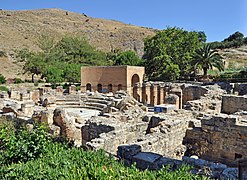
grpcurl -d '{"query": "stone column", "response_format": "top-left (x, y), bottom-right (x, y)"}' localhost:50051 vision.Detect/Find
top-left (151, 85), bottom-right (158, 106)
top-left (159, 86), bottom-right (164, 104)
top-left (141, 85), bottom-right (147, 105)
top-left (145, 83), bottom-right (151, 105)
top-left (170, 87), bottom-right (183, 109)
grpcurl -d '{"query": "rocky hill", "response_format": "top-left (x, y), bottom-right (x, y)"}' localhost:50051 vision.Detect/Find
top-left (0, 8), bottom-right (156, 79)
top-left (0, 8), bottom-right (155, 54)
top-left (0, 8), bottom-right (246, 79)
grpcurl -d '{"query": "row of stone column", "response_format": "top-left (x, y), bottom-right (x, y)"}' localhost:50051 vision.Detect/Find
top-left (133, 83), bottom-right (183, 108)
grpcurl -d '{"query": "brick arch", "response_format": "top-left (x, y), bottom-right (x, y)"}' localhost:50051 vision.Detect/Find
top-left (131, 74), bottom-right (140, 87)
top-left (86, 83), bottom-right (92, 91)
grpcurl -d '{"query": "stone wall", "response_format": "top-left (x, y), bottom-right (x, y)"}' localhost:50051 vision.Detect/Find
top-left (221, 95), bottom-right (247, 114)
top-left (182, 86), bottom-right (208, 105)
top-left (86, 110), bottom-right (195, 159)
top-left (183, 114), bottom-right (247, 166)
top-left (80, 66), bottom-right (145, 94)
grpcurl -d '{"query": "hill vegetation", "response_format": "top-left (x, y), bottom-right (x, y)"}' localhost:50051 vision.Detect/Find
top-left (0, 8), bottom-right (155, 79)
top-left (0, 8), bottom-right (246, 82)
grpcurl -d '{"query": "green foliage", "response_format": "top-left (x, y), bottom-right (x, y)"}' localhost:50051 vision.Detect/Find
top-left (55, 36), bottom-right (108, 65)
top-left (216, 67), bottom-right (247, 82)
top-left (192, 44), bottom-right (224, 78)
top-left (0, 50), bottom-right (7, 57)
top-left (114, 50), bottom-right (143, 66)
top-left (43, 66), bottom-right (64, 86)
top-left (17, 36), bottom-right (110, 83)
top-left (0, 121), bottom-right (50, 165)
top-left (210, 31), bottom-right (246, 49)
top-left (14, 78), bottom-right (24, 84)
top-left (0, 86), bottom-right (9, 92)
top-left (63, 63), bottom-right (81, 83)
top-left (143, 27), bottom-right (203, 81)
top-left (34, 82), bottom-right (39, 87)
top-left (0, 74), bottom-right (6, 84)
top-left (0, 121), bottom-right (206, 179)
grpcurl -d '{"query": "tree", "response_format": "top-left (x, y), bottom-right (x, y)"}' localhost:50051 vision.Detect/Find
top-left (192, 44), bottom-right (224, 78)
top-left (43, 66), bottom-right (64, 87)
top-left (22, 52), bottom-right (47, 83)
top-left (17, 36), bottom-right (110, 83)
top-left (55, 36), bottom-right (107, 65)
top-left (63, 63), bottom-right (81, 83)
top-left (114, 50), bottom-right (143, 66)
top-left (143, 27), bottom-right (203, 80)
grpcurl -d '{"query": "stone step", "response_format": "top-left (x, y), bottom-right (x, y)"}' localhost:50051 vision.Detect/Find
top-left (84, 98), bottom-right (111, 105)
top-left (81, 105), bottom-right (103, 111)
top-left (85, 102), bottom-right (107, 109)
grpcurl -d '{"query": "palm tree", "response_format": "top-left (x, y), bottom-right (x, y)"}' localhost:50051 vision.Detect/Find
top-left (192, 44), bottom-right (224, 79)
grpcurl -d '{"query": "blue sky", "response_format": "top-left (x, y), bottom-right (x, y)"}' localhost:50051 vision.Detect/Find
top-left (1, 0), bottom-right (247, 42)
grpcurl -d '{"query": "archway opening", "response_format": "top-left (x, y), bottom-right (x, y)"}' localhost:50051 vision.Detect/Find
top-left (97, 84), bottom-right (102, 93)
top-left (108, 84), bottom-right (113, 92)
top-left (118, 84), bottom-right (122, 91)
top-left (86, 83), bottom-right (91, 91)
top-left (131, 74), bottom-right (140, 87)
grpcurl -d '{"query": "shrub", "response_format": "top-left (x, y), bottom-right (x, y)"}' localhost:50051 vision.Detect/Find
top-left (14, 78), bottom-right (24, 84)
top-left (0, 86), bottom-right (8, 92)
top-left (34, 82), bottom-right (39, 87)
top-left (0, 51), bottom-right (6, 57)
top-left (0, 122), bottom-right (51, 165)
top-left (0, 74), bottom-right (6, 84)
top-left (0, 122), bottom-right (206, 179)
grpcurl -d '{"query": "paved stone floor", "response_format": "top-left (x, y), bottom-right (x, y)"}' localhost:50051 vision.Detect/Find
top-left (65, 108), bottom-right (100, 120)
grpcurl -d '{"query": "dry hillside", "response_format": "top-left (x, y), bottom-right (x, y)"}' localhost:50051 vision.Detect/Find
top-left (0, 8), bottom-right (156, 79)
top-left (0, 8), bottom-right (246, 79)
top-left (218, 45), bottom-right (247, 69)
top-left (0, 8), bottom-right (155, 54)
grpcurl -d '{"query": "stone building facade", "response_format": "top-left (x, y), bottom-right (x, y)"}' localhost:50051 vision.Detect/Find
top-left (80, 66), bottom-right (216, 109)
top-left (80, 66), bottom-right (145, 94)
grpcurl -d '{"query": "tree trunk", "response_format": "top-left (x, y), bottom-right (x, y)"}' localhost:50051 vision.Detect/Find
top-left (32, 74), bottom-right (35, 83)
top-left (203, 68), bottom-right (208, 79)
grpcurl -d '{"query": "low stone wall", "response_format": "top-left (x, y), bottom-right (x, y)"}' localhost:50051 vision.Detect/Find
top-left (182, 86), bottom-right (208, 104)
top-left (221, 95), bottom-right (247, 114)
top-left (84, 116), bottom-right (147, 154)
top-left (183, 114), bottom-right (247, 166)
top-left (136, 113), bottom-right (193, 159)
top-left (117, 144), bottom-right (240, 179)
top-left (86, 110), bottom-right (195, 159)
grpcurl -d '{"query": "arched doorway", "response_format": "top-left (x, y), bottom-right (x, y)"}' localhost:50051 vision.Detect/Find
top-left (108, 84), bottom-right (113, 92)
top-left (118, 84), bottom-right (122, 91)
top-left (86, 83), bottom-right (91, 91)
top-left (97, 84), bottom-right (102, 93)
top-left (131, 74), bottom-right (140, 87)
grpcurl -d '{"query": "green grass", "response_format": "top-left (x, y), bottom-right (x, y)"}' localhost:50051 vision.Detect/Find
top-left (0, 118), bottom-right (207, 180)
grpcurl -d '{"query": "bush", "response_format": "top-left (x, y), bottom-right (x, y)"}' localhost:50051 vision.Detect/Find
top-left (0, 86), bottom-right (8, 92)
top-left (0, 122), bottom-right (51, 165)
top-left (0, 122), bottom-right (206, 179)
top-left (34, 82), bottom-right (39, 87)
top-left (0, 74), bottom-right (6, 84)
top-left (0, 51), bottom-right (6, 57)
top-left (14, 78), bottom-right (24, 84)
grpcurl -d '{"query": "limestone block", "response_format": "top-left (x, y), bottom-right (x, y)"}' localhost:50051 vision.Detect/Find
top-left (40, 110), bottom-right (54, 125)
top-left (53, 108), bottom-right (81, 144)
top-left (21, 102), bottom-right (34, 117)
top-left (117, 144), bottom-right (142, 160)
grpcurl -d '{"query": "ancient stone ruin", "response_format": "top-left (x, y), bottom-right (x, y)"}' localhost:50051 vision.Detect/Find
top-left (1, 78), bottom-right (247, 178)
